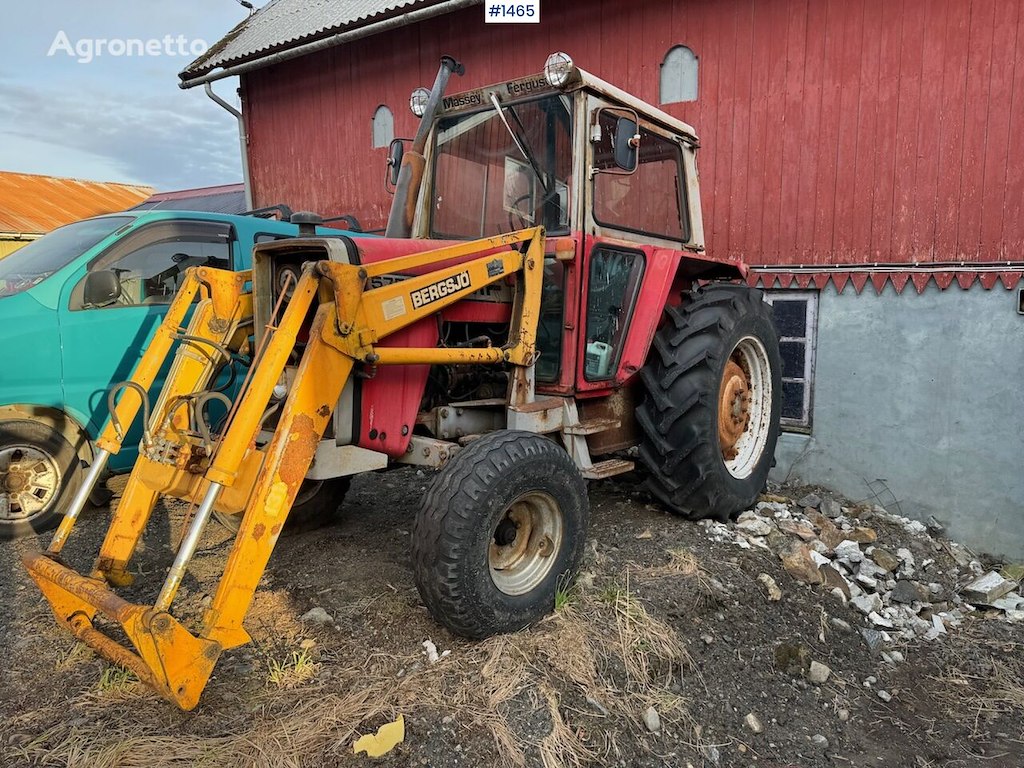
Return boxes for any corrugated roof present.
[181,0,464,80]
[133,183,247,215]
[0,172,153,235]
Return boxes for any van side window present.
[70,221,233,310]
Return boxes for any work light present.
[543,52,577,88]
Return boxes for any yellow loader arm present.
[24,228,545,709]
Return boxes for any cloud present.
[0,75,241,190]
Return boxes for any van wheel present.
[636,285,782,521]
[212,477,350,534]
[0,420,84,539]
[412,431,589,639]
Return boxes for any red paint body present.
[344,230,708,457]
[241,0,1024,268]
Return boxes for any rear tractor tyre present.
[213,477,351,534]
[636,284,782,521]
[412,430,589,639]
[0,420,84,540]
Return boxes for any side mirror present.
[614,116,640,172]
[83,270,121,308]
[387,139,406,188]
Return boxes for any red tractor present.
[25,53,781,708]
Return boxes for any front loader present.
[25,53,782,709]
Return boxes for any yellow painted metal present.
[204,267,321,487]
[25,228,546,709]
[95,270,203,453]
[90,268,251,585]
[48,267,249,559]
[23,550,220,709]
[202,305,354,649]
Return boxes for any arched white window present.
[660,46,698,104]
[372,105,394,148]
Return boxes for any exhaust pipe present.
[384,56,464,238]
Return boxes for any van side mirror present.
[614,116,640,171]
[84,270,121,308]
[386,139,406,189]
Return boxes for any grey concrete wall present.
[770,282,1024,559]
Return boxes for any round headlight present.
[544,52,576,88]
[409,87,431,118]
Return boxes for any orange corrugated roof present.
[0,171,154,235]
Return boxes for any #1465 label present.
[484,1,540,23]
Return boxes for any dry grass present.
[11,569,700,768]
[931,637,1024,739]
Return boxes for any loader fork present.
[24,228,545,709]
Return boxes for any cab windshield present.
[0,216,132,298]
[431,94,573,239]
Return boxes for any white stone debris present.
[697,488,1022,652]
[744,712,764,734]
[422,639,451,664]
[643,705,662,733]
[808,661,831,684]
[300,607,334,625]
[963,571,1018,606]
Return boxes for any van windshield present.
[0,216,132,298]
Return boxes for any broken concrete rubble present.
[870,548,901,573]
[962,571,1018,605]
[797,493,822,509]
[694,486,1021,654]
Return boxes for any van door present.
[57,220,234,469]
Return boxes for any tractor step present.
[510,397,565,414]
[563,417,620,436]
[581,458,635,479]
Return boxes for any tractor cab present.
[396,53,743,407]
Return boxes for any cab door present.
[57,219,234,469]
[576,102,693,393]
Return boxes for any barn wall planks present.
[242,0,1023,265]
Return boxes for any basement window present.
[766,291,818,431]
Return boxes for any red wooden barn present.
[183,0,1024,557]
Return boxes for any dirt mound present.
[1,470,1021,767]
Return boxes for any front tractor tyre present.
[636,284,782,521]
[412,431,589,639]
[213,477,351,534]
[0,420,84,540]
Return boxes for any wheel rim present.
[489,491,563,596]
[0,444,62,523]
[718,336,774,479]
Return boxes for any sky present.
[0,1,262,191]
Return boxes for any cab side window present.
[70,221,232,310]
[592,110,689,242]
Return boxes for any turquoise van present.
[0,210,350,538]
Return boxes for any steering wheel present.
[508,192,534,232]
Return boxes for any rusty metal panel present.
[0,172,152,235]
